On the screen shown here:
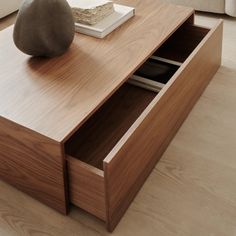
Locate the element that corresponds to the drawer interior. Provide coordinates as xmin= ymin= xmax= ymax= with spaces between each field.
xmin=65 ymin=83 xmax=157 ymax=170
xmin=154 ymin=24 xmax=210 ymax=63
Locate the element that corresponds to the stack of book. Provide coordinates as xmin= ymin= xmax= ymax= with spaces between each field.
xmin=69 ymin=0 xmax=115 ymax=25
xmin=67 ymin=0 xmax=135 ymax=38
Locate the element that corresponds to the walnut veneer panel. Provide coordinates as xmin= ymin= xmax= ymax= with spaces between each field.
xmin=104 ymin=21 xmax=223 ymax=231
xmin=0 ymin=0 xmax=194 ymax=142
xmin=0 ymin=117 xmax=68 ymax=213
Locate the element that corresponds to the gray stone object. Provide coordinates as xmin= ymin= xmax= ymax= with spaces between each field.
xmin=13 ymin=0 xmax=75 ymax=57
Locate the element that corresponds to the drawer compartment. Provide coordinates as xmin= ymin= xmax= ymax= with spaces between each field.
xmin=65 ymin=20 xmax=223 ymax=232
xmin=66 ymin=83 xmax=158 ymax=220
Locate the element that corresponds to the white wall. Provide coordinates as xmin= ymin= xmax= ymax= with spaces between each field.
xmin=0 ymin=0 xmax=22 ymax=18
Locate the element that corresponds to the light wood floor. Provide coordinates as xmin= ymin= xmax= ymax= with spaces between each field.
xmin=1 ymin=12 xmax=236 ymax=236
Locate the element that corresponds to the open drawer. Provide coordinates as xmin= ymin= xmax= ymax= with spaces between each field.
xmin=65 ymin=20 xmax=223 ymax=232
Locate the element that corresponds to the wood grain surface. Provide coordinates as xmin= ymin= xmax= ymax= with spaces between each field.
xmin=0 ymin=0 xmax=194 ymax=142
xmin=104 ymin=21 xmax=223 ymax=231
xmin=0 ymin=117 xmax=68 ymax=214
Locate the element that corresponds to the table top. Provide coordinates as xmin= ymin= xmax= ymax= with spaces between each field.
xmin=0 ymin=0 xmax=193 ymax=142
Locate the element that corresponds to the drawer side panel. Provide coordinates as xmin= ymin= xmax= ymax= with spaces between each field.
xmin=104 ymin=21 xmax=223 ymax=231
xmin=67 ymin=156 xmax=106 ymax=221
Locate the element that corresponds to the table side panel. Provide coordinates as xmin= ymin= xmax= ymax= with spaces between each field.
xmin=0 ymin=117 xmax=68 ymax=213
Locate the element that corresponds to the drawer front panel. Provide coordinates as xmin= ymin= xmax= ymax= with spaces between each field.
xmin=67 ymin=156 xmax=106 ymax=221
xmin=104 ymin=21 xmax=223 ymax=231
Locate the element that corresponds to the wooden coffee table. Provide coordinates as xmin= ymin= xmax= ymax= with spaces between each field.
xmin=0 ymin=0 xmax=223 ymax=231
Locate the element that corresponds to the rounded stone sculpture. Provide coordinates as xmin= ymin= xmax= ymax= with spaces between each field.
xmin=13 ymin=0 xmax=75 ymax=57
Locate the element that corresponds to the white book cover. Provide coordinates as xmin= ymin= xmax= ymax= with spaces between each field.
xmin=74 ymin=4 xmax=135 ymax=38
